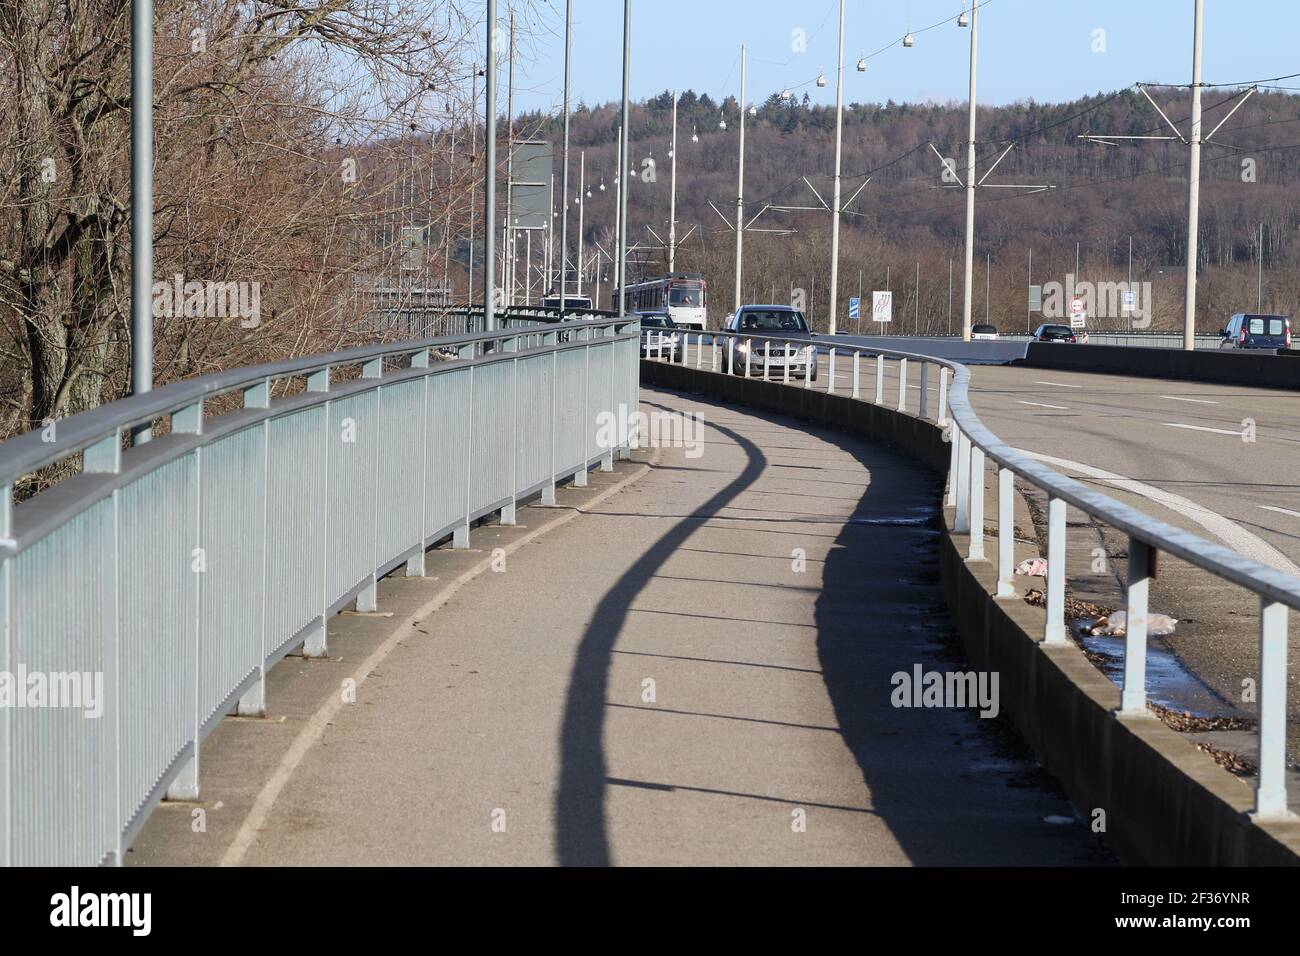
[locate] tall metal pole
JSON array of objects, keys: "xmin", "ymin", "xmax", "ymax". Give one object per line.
[
  {"xmin": 483, "ymin": 1, "xmax": 497, "ymax": 328},
  {"xmin": 131, "ymin": 0, "xmax": 154, "ymax": 443},
  {"xmin": 617, "ymin": 0, "xmax": 631, "ymax": 315},
  {"xmin": 468, "ymin": 67, "xmax": 478, "ymax": 305},
  {"xmin": 577, "ymin": 151, "xmax": 586, "ymax": 297},
  {"xmin": 669, "ymin": 91, "xmax": 679, "ymax": 272},
  {"xmin": 733, "ymin": 44, "xmax": 747, "ymax": 313},
  {"xmin": 960, "ymin": 0, "xmax": 979, "ymax": 342},
  {"xmin": 1257, "ymin": 222, "xmax": 1264, "ymax": 311},
  {"xmin": 1182, "ymin": 0, "xmax": 1204, "ymax": 350},
  {"xmin": 560, "ymin": 0, "xmax": 573, "ymax": 304},
  {"xmin": 505, "ymin": 10, "xmax": 516, "ymax": 307},
  {"xmin": 614, "ymin": 127, "xmax": 623, "ymax": 298},
  {"xmin": 827, "ymin": 0, "xmax": 846, "ymax": 334}
]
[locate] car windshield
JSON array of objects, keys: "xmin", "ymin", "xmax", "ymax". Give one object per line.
[
  {"xmin": 669, "ymin": 286, "xmax": 703, "ymax": 307},
  {"xmin": 641, "ymin": 315, "xmax": 673, "ymax": 328},
  {"xmin": 1246, "ymin": 316, "xmax": 1286, "ymax": 336},
  {"xmin": 739, "ymin": 309, "xmax": 808, "ymax": 332}
]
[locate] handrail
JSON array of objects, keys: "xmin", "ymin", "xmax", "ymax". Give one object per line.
[
  {"xmin": 0, "ymin": 315, "xmax": 640, "ymax": 865},
  {"xmin": 648, "ymin": 329, "xmax": 1295, "ymax": 821}
]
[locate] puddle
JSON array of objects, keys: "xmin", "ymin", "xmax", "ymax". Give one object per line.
[{"xmin": 1075, "ymin": 625, "xmax": 1230, "ymax": 716}]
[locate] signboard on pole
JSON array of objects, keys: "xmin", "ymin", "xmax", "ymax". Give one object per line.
[
  {"xmin": 1028, "ymin": 284, "xmax": 1042, "ymax": 312},
  {"xmin": 1121, "ymin": 289, "xmax": 1136, "ymax": 313},
  {"xmin": 848, "ymin": 297, "xmax": 861, "ymax": 321},
  {"xmin": 872, "ymin": 291, "xmax": 892, "ymax": 324},
  {"xmin": 509, "ymin": 140, "xmax": 553, "ymax": 230},
  {"xmin": 1068, "ymin": 295, "xmax": 1087, "ymax": 329}
]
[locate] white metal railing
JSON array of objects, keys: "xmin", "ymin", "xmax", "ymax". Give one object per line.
[
  {"xmin": 0, "ymin": 315, "xmax": 640, "ymax": 865},
  {"xmin": 648, "ymin": 330, "xmax": 1295, "ymax": 821}
]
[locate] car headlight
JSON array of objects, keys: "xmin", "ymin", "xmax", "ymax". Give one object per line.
[{"xmin": 736, "ymin": 340, "xmax": 750, "ymax": 353}]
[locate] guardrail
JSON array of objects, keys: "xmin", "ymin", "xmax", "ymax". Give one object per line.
[
  {"xmin": 0, "ymin": 314, "xmax": 639, "ymax": 865},
  {"xmin": 648, "ymin": 330, "xmax": 1295, "ymax": 822}
]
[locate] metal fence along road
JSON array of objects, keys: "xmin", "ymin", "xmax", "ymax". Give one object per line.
[
  {"xmin": 0, "ymin": 312, "xmax": 638, "ymax": 866},
  {"xmin": 649, "ymin": 331, "xmax": 1297, "ymax": 822}
]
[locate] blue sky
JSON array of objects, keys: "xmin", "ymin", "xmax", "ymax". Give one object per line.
[{"xmin": 505, "ymin": 0, "xmax": 1299, "ymax": 113}]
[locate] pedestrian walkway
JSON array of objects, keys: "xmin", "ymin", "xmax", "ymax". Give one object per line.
[{"xmin": 131, "ymin": 386, "xmax": 1108, "ymax": 866}]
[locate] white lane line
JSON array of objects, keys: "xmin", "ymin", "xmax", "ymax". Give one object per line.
[
  {"xmin": 1019, "ymin": 450, "xmax": 1300, "ymax": 576},
  {"xmin": 1261, "ymin": 505, "xmax": 1300, "ymax": 520},
  {"xmin": 1163, "ymin": 422, "xmax": 1240, "ymax": 436},
  {"xmin": 1161, "ymin": 395, "xmax": 1219, "ymax": 405},
  {"xmin": 1034, "ymin": 381, "xmax": 1082, "ymax": 388},
  {"xmin": 1018, "ymin": 401, "xmax": 1069, "ymax": 410}
]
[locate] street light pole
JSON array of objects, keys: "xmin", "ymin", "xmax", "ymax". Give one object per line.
[
  {"xmin": 483, "ymin": 0, "xmax": 497, "ymax": 329},
  {"xmin": 1183, "ymin": 0, "xmax": 1204, "ymax": 351},
  {"xmin": 960, "ymin": 0, "xmax": 979, "ymax": 342},
  {"xmin": 669, "ymin": 91, "xmax": 678, "ymax": 272},
  {"xmin": 734, "ymin": 43, "xmax": 747, "ymax": 313},
  {"xmin": 617, "ymin": 0, "xmax": 631, "ymax": 316},
  {"xmin": 560, "ymin": 0, "xmax": 573, "ymax": 305},
  {"xmin": 505, "ymin": 9, "xmax": 516, "ymax": 307},
  {"xmin": 131, "ymin": 0, "xmax": 154, "ymax": 443},
  {"xmin": 827, "ymin": 0, "xmax": 846, "ymax": 335},
  {"xmin": 577, "ymin": 151, "xmax": 585, "ymax": 297}
]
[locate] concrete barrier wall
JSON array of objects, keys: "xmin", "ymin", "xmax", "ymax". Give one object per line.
[
  {"xmin": 1023, "ymin": 341, "xmax": 1300, "ymax": 390},
  {"xmin": 641, "ymin": 359, "xmax": 1300, "ymax": 866}
]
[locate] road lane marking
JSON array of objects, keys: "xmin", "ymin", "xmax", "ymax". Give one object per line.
[
  {"xmin": 1163, "ymin": 422, "xmax": 1241, "ymax": 436},
  {"xmin": 1018, "ymin": 401, "xmax": 1069, "ymax": 410},
  {"xmin": 1160, "ymin": 395, "xmax": 1219, "ymax": 405},
  {"xmin": 1019, "ymin": 450, "xmax": 1300, "ymax": 576},
  {"xmin": 1034, "ymin": 381, "xmax": 1081, "ymax": 388},
  {"xmin": 1261, "ymin": 505, "xmax": 1300, "ymax": 520}
]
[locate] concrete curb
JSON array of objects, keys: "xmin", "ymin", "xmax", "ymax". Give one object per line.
[
  {"xmin": 641, "ymin": 358, "xmax": 1300, "ymax": 866},
  {"xmin": 1021, "ymin": 341, "xmax": 1300, "ymax": 390}
]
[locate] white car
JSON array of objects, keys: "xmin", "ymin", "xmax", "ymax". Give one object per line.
[{"xmin": 971, "ymin": 323, "xmax": 1000, "ymax": 340}]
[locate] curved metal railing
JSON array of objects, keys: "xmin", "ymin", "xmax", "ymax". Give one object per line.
[
  {"xmin": 0, "ymin": 314, "xmax": 640, "ymax": 865},
  {"xmin": 647, "ymin": 330, "xmax": 1295, "ymax": 821}
]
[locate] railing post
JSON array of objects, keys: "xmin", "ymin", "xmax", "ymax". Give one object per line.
[
  {"xmin": 745, "ymin": 339, "xmax": 752, "ymax": 378},
  {"xmin": 238, "ymin": 382, "xmax": 272, "ymax": 716},
  {"xmin": 454, "ymin": 362, "xmax": 475, "ymax": 545},
  {"xmin": 897, "ymin": 357, "xmax": 908, "ymax": 411},
  {"xmin": 1118, "ymin": 537, "xmax": 1154, "ymax": 716},
  {"xmin": 954, "ymin": 430, "xmax": 971, "ymax": 533},
  {"xmin": 996, "ymin": 468, "xmax": 1016, "ymax": 597},
  {"xmin": 828, "ymin": 348, "xmax": 836, "ymax": 394},
  {"xmin": 874, "ymin": 354, "xmax": 885, "ymax": 404},
  {"xmin": 695, "ymin": 333, "xmax": 702, "ymax": 369},
  {"xmin": 711, "ymin": 337, "xmax": 719, "ymax": 372},
  {"xmin": 852, "ymin": 351, "xmax": 860, "ymax": 398},
  {"xmin": 542, "ymin": 344, "xmax": 558, "ymax": 505},
  {"xmin": 938, "ymin": 367, "xmax": 950, "ymax": 425},
  {"xmin": 804, "ymin": 345, "xmax": 813, "ymax": 389},
  {"xmin": 968, "ymin": 445, "xmax": 985, "ymax": 561},
  {"xmin": 573, "ymin": 337, "xmax": 590, "ymax": 488},
  {"xmin": 1255, "ymin": 600, "xmax": 1291, "ymax": 819},
  {"xmin": 946, "ymin": 426, "xmax": 959, "ymax": 507},
  {"xmin": 919, "ymin": 363, "xmax": 928, "ymax": 418},
  {"xmin": 305, "ymin": 367, "xmax": 332, "ymax": 655},
  {"xmin": 1044, "ymin": 497, "xmax": 1068, "ymax": 645},
  {"xmin": 763, "ymin": 340, "xmax": 771, "ymax": 382}
]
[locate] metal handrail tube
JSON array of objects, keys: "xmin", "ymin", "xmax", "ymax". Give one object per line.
[
  {"xmin": 653, "ymin": 329, "xmax": 1297, "ymax": 819},
  {"xmin": 0, "ymin": 317, "xmax": 640, "ymax": 865}
]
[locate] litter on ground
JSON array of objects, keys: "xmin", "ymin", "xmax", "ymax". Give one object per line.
[
  {"xmin": 1016, "ymin": 557, "xmax": 1048, "ymax": 577},
  {"xmin": 1086, "ymin": 610, "xmax": 1178, "ymax": 638}
]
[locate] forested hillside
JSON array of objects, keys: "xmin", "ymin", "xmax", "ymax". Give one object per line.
[{"xmin": 518, "ymin": 86, "xmax": 1300, "ymax": 331}]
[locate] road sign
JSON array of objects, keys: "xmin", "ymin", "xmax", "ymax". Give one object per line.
[
  {"xmin": 509, "ymin": 141, "xmax": 553, "ymax": 230},
  {"xmin": 848, "ymin": 297, "xmax": 861, "ymax": 320},
  {"xmin": 1070, "ymin": 313, "xmax": 1087, "ymax": 329},
  {"xmin": 1122, "ymin": 290, "xmax": 1136, "ymax": 313},
  {"xmin": 1028, "ymin": 285, "xmax": 1042, "ymax": 312},
  {"xmin": 872, "ymin": 291, "xmax": 892, "ymax": 323},
  {"xmin": 1068, "ymin": 295, "xmax": 1086, "ymax": 316}
]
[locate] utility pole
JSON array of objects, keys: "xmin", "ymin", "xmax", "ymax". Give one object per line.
[
  {"xmin": 504, "ymin": 10, "xmax": 516, "ymax": 306},
  {"xmin": 734, "ymin": 43, "xmax": 747, "ymax": 313},
  {"xmin": 1257, "ymin": 222, "xmax": 1264, "ymax": 311},
  {"xmin": 960, "ymin": 0, "xmax": 979, "ymax": 342},
  {"xmin": 483, "ymin": 0, "xmax": 497, "ymax": 329},
  {"xmin": 560, "ymin": 0, "xmax": 573, "ymax": 304},
  {"xmin": 827, "ymin": 0, "xmax": 846, "ymax": 334},
  {"xmin": 669, "ymin": 91, "xmax": 678, "ymax": 272},
  {"xmin": 1183, "ymin": 0, "xmax": 1204, "ymax": 350},
  {"xmin": 131, "ymin": 0, "xmax": 154, "ymax": 442},
  {"xmin": 617, "ymin": 0, "xmax": 631, "ymax": 315}
]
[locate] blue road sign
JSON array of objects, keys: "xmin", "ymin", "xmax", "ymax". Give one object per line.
[{"xmin": 848, "ymin": 297, "xmax": 861, "ymax": 320}]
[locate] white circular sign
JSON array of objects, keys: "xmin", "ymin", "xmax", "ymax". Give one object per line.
[{"xmin": 1068, "ymin": 296, "xmax": 1086, "ymax": 316}]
